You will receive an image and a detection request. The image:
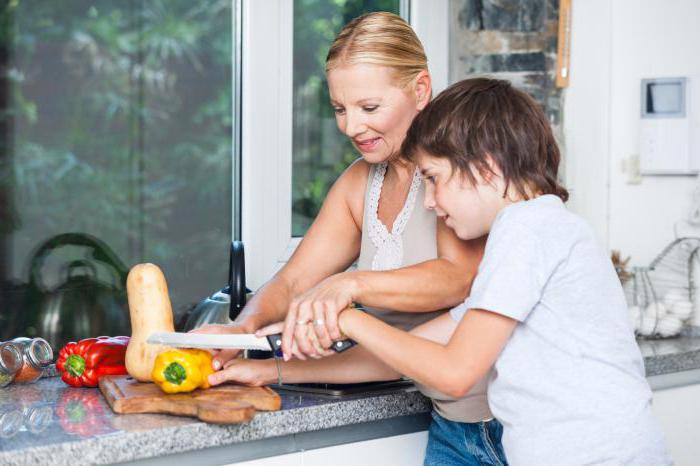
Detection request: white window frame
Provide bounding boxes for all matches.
[241,0,449,289]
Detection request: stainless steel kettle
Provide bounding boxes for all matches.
[182,241,248,331]
[35,260,129,350]
[24,233,130,351]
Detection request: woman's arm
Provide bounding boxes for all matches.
[193,161,369,366]
[337,308,517,398]
[242,160,368,327]
[350,225,486,311]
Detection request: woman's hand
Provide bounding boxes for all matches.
[278,273,360,360]
[207,358,278,387]
[257,321,334,361]
[188,323,253,370]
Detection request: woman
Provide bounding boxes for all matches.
[195,12,506,465]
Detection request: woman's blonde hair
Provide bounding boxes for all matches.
[325,12,428,88]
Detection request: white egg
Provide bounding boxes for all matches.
[627,306,641,329]
[644,302,667,320]
[669,300,693,320]
[655,315,684,338]
[636,314,657,336]
[663,289,687,307]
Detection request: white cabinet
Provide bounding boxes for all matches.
[228,431,428,466]
[303,431,428,466]
[230,452,301,466]
[650,371,700,466]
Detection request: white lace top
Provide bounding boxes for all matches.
[357,161,441,332]
[367,162,423,271]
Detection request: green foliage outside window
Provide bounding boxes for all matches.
[0,0,232,314]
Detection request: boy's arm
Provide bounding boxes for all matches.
[208,345,401,386]
[338,307,518,398]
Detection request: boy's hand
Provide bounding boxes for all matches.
[278,273,359,360]
[207,357,278,387]
[337,307,362,339]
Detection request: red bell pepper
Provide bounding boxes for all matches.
[56,336,130,387]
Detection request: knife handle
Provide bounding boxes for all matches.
[330,339,356,352]
[265,334,284,358]
[265,334,356,355]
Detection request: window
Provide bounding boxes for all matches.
[243,0,448,288]
[0,1,448,341]
[0,1,236,348]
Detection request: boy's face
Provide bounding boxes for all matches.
[417,151,504,240]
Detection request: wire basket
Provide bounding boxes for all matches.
[625,237,700,338]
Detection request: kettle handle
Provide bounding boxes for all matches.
[28,233,129,293]
[229,241,247,321]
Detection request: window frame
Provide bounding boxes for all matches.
[240,0,449,289]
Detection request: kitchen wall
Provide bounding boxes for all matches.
[449,0,700,267]
[564,0,700,265]
[449,0,562,126]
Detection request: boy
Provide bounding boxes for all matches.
[332,78,672,465]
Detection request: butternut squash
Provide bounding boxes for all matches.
[125,263,175,382]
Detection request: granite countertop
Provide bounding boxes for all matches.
[2,331,700,466]
[640,330,700,376]
[0,377,431,466]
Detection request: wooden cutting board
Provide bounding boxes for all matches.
[99,375,281,424]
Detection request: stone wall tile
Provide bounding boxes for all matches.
[469,52,546,73]
[458,0,547,32]
[458,0,485,31]
[450,0,563,125]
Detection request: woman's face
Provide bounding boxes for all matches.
[327,64,429,164]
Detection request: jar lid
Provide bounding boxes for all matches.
[0,343,22,374]
[26,338,54,368]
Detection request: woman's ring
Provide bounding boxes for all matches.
[314,319,325,326]
[296,320,309,325]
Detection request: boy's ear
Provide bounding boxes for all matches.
[480,153,502,184]
[414,71,432,110]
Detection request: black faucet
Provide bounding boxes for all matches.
[228,240,247,321]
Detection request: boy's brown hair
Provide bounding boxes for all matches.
[402,77,569,202]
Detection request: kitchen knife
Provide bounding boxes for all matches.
[146,332,356,356]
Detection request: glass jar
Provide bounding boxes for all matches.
[0,342,23,388]
[11,338,53,384]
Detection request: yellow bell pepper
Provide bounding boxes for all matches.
[152,349,215,394]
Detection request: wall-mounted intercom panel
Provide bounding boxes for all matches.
[639,77,696,175]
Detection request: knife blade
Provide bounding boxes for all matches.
[146,332,356,355]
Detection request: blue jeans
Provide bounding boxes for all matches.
[424,411,508,466]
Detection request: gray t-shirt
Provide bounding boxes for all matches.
[451,195,671,465]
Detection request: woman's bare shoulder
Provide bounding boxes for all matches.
[338,157,370,184]
[330,158,371,224]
